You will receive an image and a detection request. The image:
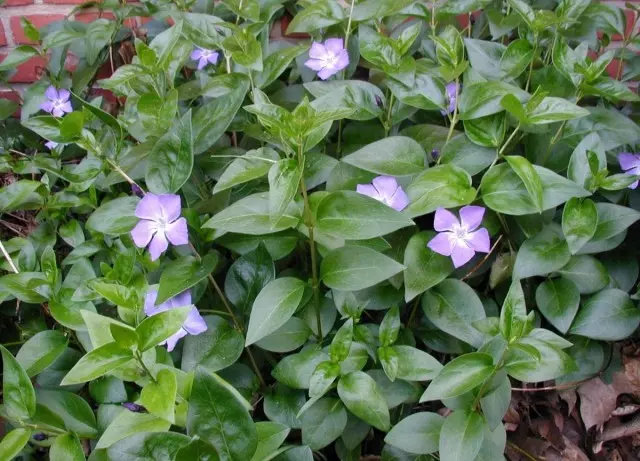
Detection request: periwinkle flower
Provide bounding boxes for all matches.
[427,206,490,268]
[131,193,189,261]
[45,141,59,150]
[304,38,349,80]
[144,290,207,351]
[356,176,409,212]
[441,82,459,116]
[191,47,219,70]
[618,152,640,189]
[40,86,73,117]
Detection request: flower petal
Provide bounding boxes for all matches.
[45,141,58,150]
[466,227,490,253]
[163,328,188,352]
[52,107,64,118]
[58,89,71,102]
[40,101,54,113]
[45,86,59,100]
[148,232,169,261]
[304,58,326,71]
[165,217,189,246]
[388,185,409,211]
[356,184,382,201]
[372,176,399,200]
[197,57,208,70]
[450,244,475,268]
[324,38,344,54]
[207,52,219,64]
[618,153,640,172]
[427,232,454,256]
[131,219,156,248]
[158,194,182,222]
[144,290,171,316]
[433,208,459,232]
[317,67,336,80]
[459,206,485,231]
[334,50,350,71]
[309,42,327,59]
[60,102,73,114]
[631,180,639,190]
[191,49,203,60]
[183,307,207,335]
[135,193,162,220]
[168,290,192,309]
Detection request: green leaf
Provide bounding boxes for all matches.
[500,39,534,78]
[263,384,306,429]
[592,203,640,241]
[527,97,589,124]
[182,316,244,372]
[570,289,640,341]
[301,397,347,450]
[222,29,263,71]
[567,132,605,189]
[558,255,609,294]
[203,193,300,235]
[106,432,191,460]
[86,197,139,236]
[505,156,543,212]
[481,163,590,215]
[440,133,497,175]
[316,191,414,240]
[96,412,170,449]
[403,231,454,302]
[88,279,139,309]
[250,422,290,461]
[329,319,354,363]
[505,339,576,382]
[338,371,390,431]
[0,45,39,71]
[36,389,98,438]
[320,246,405,291]
[458,81,530,120]
[404,165,477,218]
[174,437,221,460]
[352,0,416,20]
[420,353,494,402]
[421,279,486,348]
[392,345,443,382]
[213,148,279,194]
[513,224,571,279]
[439,410,486,461]
[562,198,598,254]
[480,375,511,431]
[272,349,329,389]
[309,361,341,399]
[137,306,191,352]
[59,112,85,140]
[50,434,85,461]
[269,159,303,225]
[286,0,344,33]
[0,344,36,420]
[246,277,306,346]
[256,317,311,353]
[0,180,45,213]
[139,369,177,423]
[0,428,32,460]
[255,45,308,89]
[535,278,580,334]
[16,330,68,377]
[384,412,443,455]
[341,137,426,176]
[60,342,133,385]
[306,80,385,121]
[499,281,528,342]
[146,110,194,194]
[379,306,401,348]
[156,253,219,305]
[187,367,257,460]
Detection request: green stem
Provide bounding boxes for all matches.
[525,39,538,92]
[135,351,157,384]
[344,0,356,50]
[472,349,508,411]
[297,141,322,342]
[0,239,19,273]
[498,124,520,157]
[385,93,395,136]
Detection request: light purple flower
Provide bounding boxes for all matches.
[441,82,459,116]
[356,176,409,212]
[45,141,59,150]
[304,38,349,80]
[618,153,640,189]
[130,193,189,261]
[40,86,73,117]
[144,290,207,351]
[191,47,219,70]
[427,206,490,268]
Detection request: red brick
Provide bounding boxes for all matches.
[607,58,624,79]
[2,54,47,83]
[280,14,310,39]
[0,22,6,47]
[1,0,34,6]
[0,91,21,118]
[75,12,116,23]
[43,0,88,4]
[610,9,637,41]
[11,15,65,45]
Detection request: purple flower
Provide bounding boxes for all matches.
[618,153,640,189]
[33,433,47,441]
[40,86,73,117]
[144,290,207,351]
[191,47,219,70]
[130,193,189,261]
[356,176,409,212]
[427,206,490,268]
[45,141,59,150]
[131,183,144,198]
[304,38,349,80]
[441,82,459,116]
[122,402,146,413]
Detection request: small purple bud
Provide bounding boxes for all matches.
[122,402,147,413]
[375,95,383,108]
[431,149,440,161]
[34,433,47,441]
[131,183,144,198]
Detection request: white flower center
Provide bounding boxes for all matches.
[155,216,168,232]
[53,99,66,109]
[201,49,213,58]
[322,51,339,68]
[451,224,469,245]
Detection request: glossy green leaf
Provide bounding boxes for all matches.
[16,330,68,377]
[562,198,598,254]
[420,353,494,402]
[0,428,32,460]
[60,342,133,385]
[535,278,580,334]
[1,344,36,420]
[384,412,443,455]
[182,315,244,372]
[341,137,425,176]
[50,434,85,461]
[137,306,191,352]
[337,371,390,431]
[505,156,543,212]
[513,224,571,279]
[156,253,219,304]
[439,410,486,461]
[300,397,347,450]
[570,289,640,341]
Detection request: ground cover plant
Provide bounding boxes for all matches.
[0,0,639,459]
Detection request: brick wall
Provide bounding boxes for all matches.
[0,0,637,98]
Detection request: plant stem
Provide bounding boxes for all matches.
[135,351,157,384]
[297,141,322,341]
[525,38,537,92]
[498,123,521,157]
[385,93,395,136]
[0,240,19,274]
[105,158,145,194]
[344,0,356,50]
[507,441,537,461]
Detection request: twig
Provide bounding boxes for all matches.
[0,240,19,273]
[507,441,538,461]
[461,235,503,281]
